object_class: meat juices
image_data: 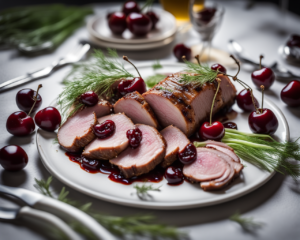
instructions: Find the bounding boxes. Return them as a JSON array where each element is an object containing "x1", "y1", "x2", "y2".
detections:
[
  {"x1": 160, "y1": 125, "x2": 190, "y2": 168},
  {"x1": 58, "y1": 100, "x2": 112, "y2": 152},
  {"x1": 110, "y1": 124, "x2": 166, "y2": 178},
  {"x1": 114, "y1": 91, "x2": 159, "y2": 128},
  {"x1": 82, "y1": 113, "x2": 134, "y2": 160},
  {"x1": 143, "y1": 73, "x2": 236, "y2": 136}
]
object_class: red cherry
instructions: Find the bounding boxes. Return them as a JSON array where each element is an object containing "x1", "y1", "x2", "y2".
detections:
[
  {"x1": 173, "y1": 44, "x2": 191, "y2": 61},
  {"x1": 127, "y1": 13, "x2": 152, "y2": 36},
  {"x1": 126, "y1": 127, "x2": 142, "y2": 148},
  {"x1": 6, "y1": 111, "x2": 35, "y2": 136},
  {"x1": 16, "y1": 88, "x2": 42, "y2": 113},
  {"x1": 248, "y1": 108, "x2": 278, "y2": 134},
  {"x1": 118, "y1": 77, "x2": 147, "y2": 96},
  {"x1": 0, "y1": 145, "x2": 28, "y2": 171},
  {"x1": 223, "y1": 122, "x2": 238, "y2": 130},
  {"x1": 211, "y1": 63, "x2": 227, "y2": 74},
  {"x1": 251, "y1": 56, "x2": 275, "y2": 89},
  {"x1": 108, "y1": 12, "x2": 127, "y2": 35},
  {"x1": 286, "y1": 34, "x2": 300, "y2": 48},
  {"x1": 164, "y1": 166, "x2": 184, "y2": 185},
  {"x1": 178, "y1": 143, "x2": 197, "y2": 165},
  {"x1": 281, "y1": 80, "x2": 300, "y2": 107},
  {"x1": 93, "y1": 120, "x2": 115, "y2": 139},
  {"x1": 80, "y1": 91, "x2": 99, "y2": 106},
  {"x1": 197, "y1": 7, "x2": 216, "y2": 24},
  {"x1": 199, "y1": 121, "x2": 225, "y2": 141},
  {"x1": 145, "y1": 11, "x2": 159, "y2": 29},
  {"x1": 35, "y1": 107, "x2": 61, "y2": 132},
  {"x1": 236, "y1": 89, "x2": 259, "y2": 112},
  {"x1": 122, "y1": 0, "x2": 140, "y2": 16}
]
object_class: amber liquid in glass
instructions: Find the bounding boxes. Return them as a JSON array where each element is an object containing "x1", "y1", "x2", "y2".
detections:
[{"x1": 160, "y1": 0, "x2": 205, "y2": 22}]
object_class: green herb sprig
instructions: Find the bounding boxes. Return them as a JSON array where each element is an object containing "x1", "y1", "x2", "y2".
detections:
[
  {"x1": 230, "y1": 212, "x2": 264, "y2": 232},
  {"x1": 194, "y1": 129, "x2": 300, "y2": 179},
  {"x1": 34, "y1": 177, "x2": 186, "y2": 240},
  {"x1": 133, "y1": 183, "x2": 161, "y2": 200},
  {"x1": 145, "y1": 74, "x2": 166, "y2": 88},
  {"x1": 180, "y1": 59, "x2": 218, "y2": 87},
  {"x1": 58, "y1": 49, "x2": 134, "y2": 121},
  {"x1": 152, "y1": 60, "x2": 163, "y2": 70}
]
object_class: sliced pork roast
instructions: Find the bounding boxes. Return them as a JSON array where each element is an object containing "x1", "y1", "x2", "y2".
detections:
[
  {"x1": 205, "y1": 141, "x2": 240, "y2": 163},
  {"x1": 160, "y1": 125, "x2": 190, "y2": 168},
  {"x1": 114, "y1": 91, "x2": 159, "y2": 128},
  {"x1": 58, "y1": 100, "x2": 112, "y2": 152},
  {"x1": 143, "y1": 73, "x2": 236, "y2": 136},
  {"x1": 82, "y1": 113, "x2": 134, "y2": 160},
  {"x1": 110, "y1": 124, "x2": 166, "y2": 178}
]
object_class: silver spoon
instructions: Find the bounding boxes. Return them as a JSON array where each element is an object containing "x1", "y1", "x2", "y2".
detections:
[{"x1": 228, "y1": 40, "x2": 300, "y2": 80}]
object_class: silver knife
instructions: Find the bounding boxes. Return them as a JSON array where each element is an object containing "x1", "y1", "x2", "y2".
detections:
[
  {"x1": 0, "y1": 184, "x2": 116, "y2": 240},
  {"x1": 0, "y1": 43, "x2": 90, "y2": 92}
]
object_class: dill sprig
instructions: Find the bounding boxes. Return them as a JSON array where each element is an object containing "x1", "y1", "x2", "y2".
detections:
[
  {"x1": 180, "y1": 60, "x2": 218, "y2": 87},
  {"x1": 34, "y1": 177, "x2": 185, "y2": 240},
  {"x1": 152, "y1": 60, "x2": 163, "y2": 70},
  {"x1": 194, "y1": 129, "x2": 300, "y2": 179},
  {"x1": 230, "y1": 212, "x2": 264, "y2": 232},
  {"x1": 145, "y1": 74, "x2": 166, "y2": 88},
  {"x1": 133, "y1": 183, "x2": 161, "y2": 200},
  {"x1": 58, "y1": 49, "x2": 134, "y2": 121}
]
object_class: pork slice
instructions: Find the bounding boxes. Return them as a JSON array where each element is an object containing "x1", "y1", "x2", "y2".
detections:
[
  {"x1": 206, "y1": 144, "x2": 240, "y2": 163},
  {"x1": 109, "y1": 124, "x2": 166, "y2": 178},
  {"x1": 160, "y1": 125, "x2": 190, "y2": 168},
  {"x1": 183, "y1": 147, "x2": 229, "y2": 182},
  {"x1": 82, "y1": 113, "x2": 134, "y2": 160},
  {"x1": 204, "y1": 140, "x2": 234, "y2": 151},
  {"x1": 143, "y1": 72, "x2": 236, "y2": 136},
  {"x1": 58, "y1": 100, "x2": 112, "y2": 152},
  {"x1": 114, "y1": 91, "x2": 159, "y2": 128}
]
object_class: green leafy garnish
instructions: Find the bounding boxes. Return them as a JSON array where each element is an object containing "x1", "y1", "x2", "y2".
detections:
[
  {"x1": 145, "y1": 74, "x2": 166, "y2": 88},
  {"x1": 230, "y1": 212, "x2": 264, "y2": 232},
  {"x1": 133, "y1": 183, "x2": 161, "y2": 200},
  {"x1": 180, "y1": 60, "x2": 219, "y2": 87},
  {"x1": 58, "y1": 49, "x2": 134, "y2": 121},
  {"x1": 152, "y1": 60, "x2": 163, "y2": 70},
  {"x1": 0, "y1": 5, "x2": 92, "y2": 52},
  {"x1": 194, "y1": 129, "x2": 300, "y2": 179},
  {"x1": 34, "y1": 177, "x2": 186, "y2": 239}
]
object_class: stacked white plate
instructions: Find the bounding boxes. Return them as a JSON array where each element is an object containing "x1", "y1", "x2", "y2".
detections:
[{"x1": 87, "y1": 8, "x2": 177, "y2": 51}]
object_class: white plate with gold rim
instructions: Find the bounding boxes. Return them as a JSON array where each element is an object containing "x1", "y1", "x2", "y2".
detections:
[{"x1": 36, "y1": 62, "x2": 289, "y2": 210}]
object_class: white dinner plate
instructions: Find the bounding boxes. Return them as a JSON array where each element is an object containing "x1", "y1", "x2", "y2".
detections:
[
  {"x1": 87, "y1": 8, "x2": 177, "y2": 45},
  {"x1": 36, "y1": 62, "x2": 289, "y2": 210}
]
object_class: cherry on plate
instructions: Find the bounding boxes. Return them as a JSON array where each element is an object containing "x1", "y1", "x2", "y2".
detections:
[
  {"x1": 6, "y1": 111, "x2": 35, "y2": 136},
  {"x1": 108, "y1": 12, "x2": 127, "y2": 35},
  {"x1": 127, "y1": 12, "x2": 152, "y2": 36},
  {"x1": 281, "y1": 80, "x2": 300, "y2": 107},
  {"x1": 178, "y1": 143, "x2": 197, "y2": 165},
  {"x1": 122, "y1": 0, "x2": 140, "y2": 16},
  {"x1": 173, "y1": 44, "x2": 191, "y2": 61},
  {"x1": 286, "y1": 34, "x2": 300, "y2": 48},
  {"x1": 223, "y1": 122, "x2": 238, "y2": 130},
  {"x1": 164, "y1": 166, "x2": 184, "y2": 185},
  {"x1": 248, "y1": 108, "x2": 278, "y2": 134},
  {"x1": 146, "y1": 11, "x2": 159, "y2": 29},
  {"x1": 16, "y1": 88, "x2": 42, "y2": 113},
  {"x1": 35, "y1": 107, "x2": 61, "y2": 132},
  {"x1": 251, "y1": 55, "x2": 275, "y2": 89},
  {"x1": 127, "y1": 127, "x2": 142, "y2": 148},
  {"x1": 211, "y1": 63, "x2": 227, "y2": 74},
  {"x1": 80, "y1": 91, "x2": 99, "y2": 106},
  {"x1": 118, "y1": 78, "x2": 146, "y2": 96},
  {"x1": 93, "y1": 120, "x2": 115, "y2": 139},
  {"x1": 199, "y1": 121, "x2": 225, "y2": 141},
  {"x1": 236, "y1": 89, "x2": 259, "y2": 112},
  {"x1": 0, "y1": 145, "x2": 28, "y2": 171}
]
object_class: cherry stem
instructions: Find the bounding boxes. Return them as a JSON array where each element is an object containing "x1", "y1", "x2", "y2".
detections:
[
  {"x1": 28, "y1": 84, "x2": 42, "y2": 116},
  {"x1": 182, "y1": 55, "x2": 187, "y2": 62},
  {"x1": 230, "y1": 55, "x2": 240, "y2": 80},
  {"x1": 123, "y1": 56, "x2": 142, "y2": 78},
  {"x1": 260, "y1": 85, "x2": 264, "y2": 113},
  {"x1": 259, "y1": 55, "x2": 263, "y2": 69},
  {"x1": 209, "y1": 78, "x2": 221, "y2": 126},
  {"x1": 194, "y1": 55, "x2": 201, "y2": 66}
]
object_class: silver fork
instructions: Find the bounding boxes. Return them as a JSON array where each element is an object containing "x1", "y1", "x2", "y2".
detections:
[{"x1": 0, "y1": 43, "x2": 90, "y2": 91}]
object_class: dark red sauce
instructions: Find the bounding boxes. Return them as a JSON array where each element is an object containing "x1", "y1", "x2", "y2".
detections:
[
  {"x1": 223, "y1": 121, "x2": 238, "y2": 130},
  {"x1": 65, "y1": 152, "x2": 164, "y2": 185}
]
